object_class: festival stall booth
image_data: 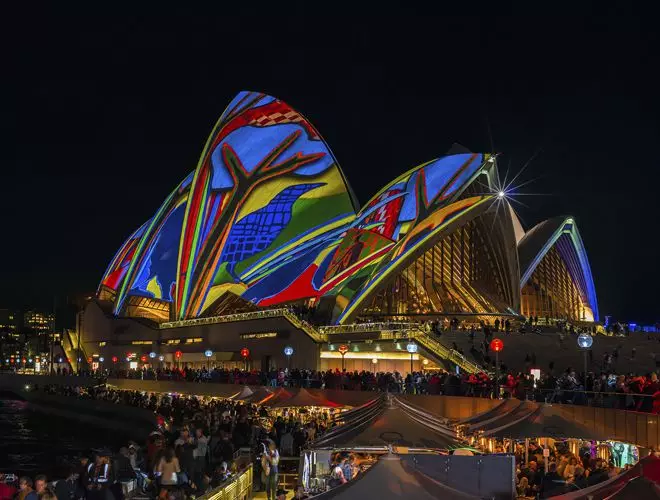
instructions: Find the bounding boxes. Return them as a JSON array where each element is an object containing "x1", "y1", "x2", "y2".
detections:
[
  {"x1": 262, "y1": 388, "x2": 348, "y2": 428},
  {"x1": 257, "y1": 388, "x2": 360, "y2": 492},
  {"x1": 298, "y1": 394, "x2": 512, "y2": 497},
  {"x1": 230, "y1": 385, "x2": 274, "y2": 404},
  {"x1": 457, "y1": 399, "x2": 652, "y2": 497},
  {"x1": 304, "y1": 453, "x2": 480, "y2": 499},
  {"x1": 548, "y1": 454, "x2": 660, "y2": 499}
]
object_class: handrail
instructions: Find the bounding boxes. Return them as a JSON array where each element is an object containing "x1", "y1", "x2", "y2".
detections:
[
  {"x1": 195, "y1": 463, "x2": 253, "y2": 500},
  {"x1": 414, "y1": 331, "x2": 483, "y2": 374},
  {"x1": 319, "y1": 322, "x2": 427, "y2": 335},
  {"x1": 159, "y1": 308, "x2": 326, "y2": 343}
]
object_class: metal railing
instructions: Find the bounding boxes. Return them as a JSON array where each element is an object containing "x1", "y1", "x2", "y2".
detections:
[
  {"x1": 189, "y1": 464, "x2": 253, "y2": 500},
  {"x1": 158, "y1": 310, "x2": 485, "y2": 371},
  {"x1": 159, "y1": 308, "x2": 325, "y2": 342},
  {"x1": 415, "y1": 332, "x2": 483, "y2": 374},
  {"x1": 525, "y1": 387, "x2": 656, "y2": 410},
  {"x1": 319, "y1": 322, "x2": 426, "y2": 335}
]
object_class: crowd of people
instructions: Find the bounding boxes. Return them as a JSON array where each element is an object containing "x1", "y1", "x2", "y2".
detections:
[
  {"x1": 513, "y1": 440, "x2": 634, "y2": 498},
  {"x1": 93, "y1": 362, "x2": 660, "y2": 414},
  {"x1": 15, "y1": 383, "x2": 332, "y2": 500}
]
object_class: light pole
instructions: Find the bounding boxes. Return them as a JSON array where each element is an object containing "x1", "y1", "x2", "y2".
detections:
[
  {"x1": 284, "y1": 346, "x2": 294, "y2": 370},
  {"x1": 338, "y1": 344, "x2": 348, "y2": 371},
  {"x1": 577, "y1": 333, "x2": 593, "y2": 382},
  {"x1": 240, "y1": 348, "x2": 250, "y2": 372},
  {"x1": 406, "y1": 341, "x2": 418, "y2": 375},
  {"x1": 490, "y1": 338, "x2": 504, "y2": 399},
  {"x1": 204, "y1": 349, "x2": 213, "y2": 371}
]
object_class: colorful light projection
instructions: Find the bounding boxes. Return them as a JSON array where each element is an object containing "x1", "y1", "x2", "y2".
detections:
[{"x1": 99, "y1": 90, "x2": 597, "y2": 325}]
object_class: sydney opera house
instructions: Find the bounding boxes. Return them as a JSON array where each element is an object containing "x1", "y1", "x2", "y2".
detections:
[{"x1": 78, "y1": 91, "x2": 598, "y2": 373}]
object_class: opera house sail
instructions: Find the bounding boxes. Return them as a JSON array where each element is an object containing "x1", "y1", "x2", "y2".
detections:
[{"x1": 97, "y1": 90, "x2": 599, "y2": 326}]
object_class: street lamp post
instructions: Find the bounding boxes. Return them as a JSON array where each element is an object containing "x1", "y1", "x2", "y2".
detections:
[
  {"x1": 490, "y1": 338, "x2": 504, "y2": 398},
  {"x1": 284, "y1": 346, "x2": 294, "y2": 370},
  {"x1": 240, "y1": 348, "x2": 250, "y2": 372},
  {"x1": 577, "y1": 333, "x2": 593, "y2": 381},
  {"x1": 406, "y1": 341, "x2": 418, "y2": 375},
  {"x1": 338, "y1": 344, "x2": 349, "y2": 371},
  {"x1": 204, "y1": 349, "x2": 213, "y2": 371}
]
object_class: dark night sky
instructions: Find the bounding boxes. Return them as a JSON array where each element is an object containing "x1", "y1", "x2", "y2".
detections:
[{"x1": 1, "y1": 11, "x2": 658, "y2": 322}]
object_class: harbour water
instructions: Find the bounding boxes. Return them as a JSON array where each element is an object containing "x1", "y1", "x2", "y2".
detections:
[{"x1": 0, "y1": 397, "x2": 129, "y2": 477}]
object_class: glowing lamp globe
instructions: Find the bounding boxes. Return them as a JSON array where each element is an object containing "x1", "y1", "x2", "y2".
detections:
[
  {"x1": 149, "y1": 351, "x2": 157, "y2": 359},
  {"x1": 490, "y1": 338, "x2": 504, "y2": 352},
  {"x1": 204, "y1": 350, "x2": 213, "y2": 358},
  {"x1": 174, "y1": 350, "x2": 183, "y2": 359},
  {"x1": 99, "y1": 357, "x2": 104, "y2": 363},
  {"x1": 240, "y1": 347, "x2": 250, "y2": 358},
  {"x1": 577, "y1": 333, "x2": 593, "y2": 349},
  {"x1": 406, "y1": 341, "x2": 418, "y2": 354},
  {"x1": 284, "y1": 346, "x2": 294, "y2": 356},
  {"x1": 338, "y1": 344, "x2": 349, "y2": 355}
]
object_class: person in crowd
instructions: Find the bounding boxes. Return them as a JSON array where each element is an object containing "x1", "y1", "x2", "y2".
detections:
[
  {"x1": 17, "y1": 477, "x2": 37, "y2": 500},
  {"x1": 37, "y1": 489, "x2": 57, "y2": 500},
  {"x1": 86, "y1": 450, "x2": 114, "y2": 500},
  {"x1": 193, "y1": 428, "x2": 209, "y2": 490},
  {"x1": 516, "y1": 476, "x2": 529, "y2": 497},
  {"x1": 563, "y1": 456, "x2": 578, "y2": 482},
  {"x1": 540, "y1": 462, "x2": 563, "y2": 498},
  {"x1": 54, "y1": 467, "x2": 78, "y2": 500},
  {"x1": 210, "y1": 462, "x2": 231, "y2": 488},
  {"x1": 156, "y1": 448, "x2": 181, "y2": 493},
  {"x1": 262, "y1": 441, "x2": 280, "y2": 500},
  {"x1": 293, "y1": 484, "x2": 310, "y2": 499},
  {"x1": 33, "y1": 476, "x2": 47, "y2": 497},
  {"x1": 340, "y1": 456, "x2": 353, "y2": 482},
  {"x1": 572, "y1": 466, "x2": 588, "y2": 489},
  {"x1": 0, "y1": 474, "x2": 17, "y2": 500},
  {"x1": 213, "y1": 431, "x2": 235, "y2": 465}
]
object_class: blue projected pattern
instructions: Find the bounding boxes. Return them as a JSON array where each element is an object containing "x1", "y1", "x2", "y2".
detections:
[{"x1": 220, "y1": 183, "x2": 323, "y2": 270}]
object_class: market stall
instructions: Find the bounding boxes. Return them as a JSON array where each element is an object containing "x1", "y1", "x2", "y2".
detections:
[
  {"x1": 300, "y1": 394, "x2": 462, "y2": 495},
  {"x1": 305, "y1": 452, "x2": 480, "y2": 499}
]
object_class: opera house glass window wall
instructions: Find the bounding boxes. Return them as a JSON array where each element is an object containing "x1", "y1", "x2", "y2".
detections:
[{"x1": 97, "y1": 91, "x2": 599, "y2": 324}]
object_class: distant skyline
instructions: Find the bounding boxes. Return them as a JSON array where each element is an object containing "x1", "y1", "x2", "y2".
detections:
[{"x1": 2, "y1": 13, "x2": 658, "y2": 322}]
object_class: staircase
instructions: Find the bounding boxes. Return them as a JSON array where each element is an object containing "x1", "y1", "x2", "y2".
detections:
[
  {"x1": 414, "y1": 329, "x2": 483, "y2": 374},
  {"x1": 320, "y1": 322, "x2": 485, "y2": 374}
]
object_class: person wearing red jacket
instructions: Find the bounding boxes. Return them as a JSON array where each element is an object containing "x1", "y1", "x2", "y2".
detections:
[{"x1": 0, "y1": 475, "x2": 17, "y2": 500}]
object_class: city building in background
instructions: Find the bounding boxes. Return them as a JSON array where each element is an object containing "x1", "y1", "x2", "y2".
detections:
[
  {"x1": 24, "y1": 310, "x2": 55, "y2": 333},
  {"x1": 78, "y1": 90, "x2": 600, "y2": 374},
  {"x1": 0, "y1": 309, "x2": 18, "y2": 331}
]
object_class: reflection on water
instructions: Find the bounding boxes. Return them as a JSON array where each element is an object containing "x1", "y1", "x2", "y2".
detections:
[{"x1": 0, "y1": 398, "x2": 127, "y2": 477}]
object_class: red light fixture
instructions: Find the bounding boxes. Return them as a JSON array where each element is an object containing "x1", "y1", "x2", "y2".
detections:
[
  {"x1": 174, "y1": 350, "x2": 182, "y2": 359},
  {"x1": 111, "y1": 356, "x2": 118, "y2": 363},
  {"x1": 240, "y1": 347, "x2": 250, "y2": 358},
  {"x1": 490, "y1": 338, "x2": 504, "y2": 352},
  {"x1": 338, "y1": 344, "x2": 349, "y2": 355},
  {"x1": 140, "y1": 355, "x2": 147, "y2": 362}
]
